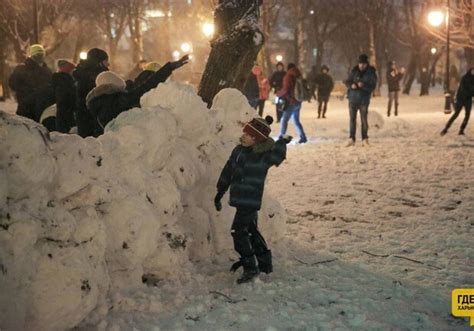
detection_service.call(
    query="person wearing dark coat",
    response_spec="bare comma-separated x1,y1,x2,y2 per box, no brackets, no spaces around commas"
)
37,60,77,132
441,68,474,136
53,60,76,133
345,54,378,146
243,69,260,109
73,48,109,138
86,55,189,137
386,61,405,117
215,116,291,284
314,65,334,118
270,62,286,122
8,44,52,121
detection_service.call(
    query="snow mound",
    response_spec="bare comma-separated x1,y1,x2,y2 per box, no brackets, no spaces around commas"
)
0,83,287,330
368,110,385,130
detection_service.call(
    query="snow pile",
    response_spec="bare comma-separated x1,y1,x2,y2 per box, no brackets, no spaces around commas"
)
0,82,287,330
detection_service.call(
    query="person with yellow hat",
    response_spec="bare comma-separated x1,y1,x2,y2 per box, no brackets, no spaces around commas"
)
132,61,163,86
8,44,52,121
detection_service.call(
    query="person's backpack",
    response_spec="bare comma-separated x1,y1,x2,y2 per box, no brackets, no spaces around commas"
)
294,76,309,102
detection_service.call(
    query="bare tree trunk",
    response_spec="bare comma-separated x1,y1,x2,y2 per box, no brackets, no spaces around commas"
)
72,34,85,64
129,0,144,63
0,31,10,99
198,0,264,107
295,1,306,75
402,53,417,94
368,22,380,96
465,47,474,68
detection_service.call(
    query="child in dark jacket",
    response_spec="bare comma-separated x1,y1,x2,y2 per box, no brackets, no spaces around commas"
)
215,116,291,284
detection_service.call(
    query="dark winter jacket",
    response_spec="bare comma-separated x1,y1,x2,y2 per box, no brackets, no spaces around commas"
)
270,70,286,92
277,67,302,106
217,138,287,210
455,68,474,103
73,59,108,137
52,72,76,133
86,63,174,137
386,70,404,92
8,58,52,121
243,73,260,101
134,70,155,87
345,65,378,105
314,72,334,97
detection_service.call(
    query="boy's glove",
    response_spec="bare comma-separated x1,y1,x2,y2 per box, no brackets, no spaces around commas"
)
214,191,224,211
282,135,293,144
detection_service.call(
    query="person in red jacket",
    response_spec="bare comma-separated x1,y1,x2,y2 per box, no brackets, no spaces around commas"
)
276,63,308,144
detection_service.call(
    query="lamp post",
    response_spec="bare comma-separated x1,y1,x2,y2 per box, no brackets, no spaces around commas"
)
428,1,451,114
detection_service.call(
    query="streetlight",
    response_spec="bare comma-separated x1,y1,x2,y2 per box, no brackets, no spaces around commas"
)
431,47,437,55
180,42,192,53
275,54,283,62
428,1,451,114
79,51,87,60
172,50,180,60
202,22,214,38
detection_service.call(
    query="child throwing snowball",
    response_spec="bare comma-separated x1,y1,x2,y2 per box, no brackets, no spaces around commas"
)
214,116,291,284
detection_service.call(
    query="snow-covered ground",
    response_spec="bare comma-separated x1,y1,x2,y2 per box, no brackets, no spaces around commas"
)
1,86,472,330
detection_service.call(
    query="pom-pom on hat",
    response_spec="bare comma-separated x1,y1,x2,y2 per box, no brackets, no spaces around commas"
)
243,115,274,143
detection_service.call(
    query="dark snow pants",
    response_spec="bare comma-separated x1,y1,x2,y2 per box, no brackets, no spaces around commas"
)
231,208,271,271
318,94,329,117
444,98,472,133
349,102,369,141
388,91,399,116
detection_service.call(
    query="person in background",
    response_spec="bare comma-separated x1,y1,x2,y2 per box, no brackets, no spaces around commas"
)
86,55,189,137
73,48,109,138
441,67,474,136
243,66,260,109
53,60,76,133
252,65,271,117
214,115,291,284
386,61,405,117
345,54,378,146
9,44,52,121
134,62,162,86
276,63,308,144
270,62,286,122
313,65,334,119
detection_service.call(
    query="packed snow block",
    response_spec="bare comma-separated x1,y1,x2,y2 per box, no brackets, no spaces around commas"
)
50,133,102,200
259,197,287,244
165,139,206,191
141,81,210,141
0,112,57,199
368,110,385,130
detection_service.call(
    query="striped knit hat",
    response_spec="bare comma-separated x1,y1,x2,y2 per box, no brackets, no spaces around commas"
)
243,116,274,143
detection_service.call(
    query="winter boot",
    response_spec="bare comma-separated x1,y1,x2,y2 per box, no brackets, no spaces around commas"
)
345,139,355,147
362,138,369,146
298,136,308,144
257,250,273,274
237,255,259,284
459,130,465,135
229,260,243,272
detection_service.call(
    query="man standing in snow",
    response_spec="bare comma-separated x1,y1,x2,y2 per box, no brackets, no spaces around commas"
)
345,54,377,146
313,65,334,119
270,62,286,122
386,61,405,117
9,44,52,121
215,116,291,284
440,67,474,136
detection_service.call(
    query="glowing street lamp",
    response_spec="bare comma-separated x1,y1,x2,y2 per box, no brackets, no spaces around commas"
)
275,54,283,62
79,51,87,60
172,50,180,60
180,42,192,53
431,47,437,55
428,2,451,114
427,11,444,27
202,22,215,38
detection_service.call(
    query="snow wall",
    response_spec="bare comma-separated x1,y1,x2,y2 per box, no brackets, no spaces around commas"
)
0,82,287,330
